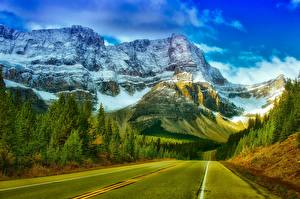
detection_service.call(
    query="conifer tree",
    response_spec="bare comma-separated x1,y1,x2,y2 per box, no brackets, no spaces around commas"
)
78,99,92,155
0,66,5,90
61,130,82,164
51,95,79,147
103,119,113,155
13,102,36,167
110,122,121,162
0,92,15,143
97,103,105,134
124,126,135,161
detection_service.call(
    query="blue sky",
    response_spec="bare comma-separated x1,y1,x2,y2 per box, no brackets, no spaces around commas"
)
0,0,300,84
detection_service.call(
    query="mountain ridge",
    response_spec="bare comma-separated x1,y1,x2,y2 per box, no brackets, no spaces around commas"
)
0,24,286,141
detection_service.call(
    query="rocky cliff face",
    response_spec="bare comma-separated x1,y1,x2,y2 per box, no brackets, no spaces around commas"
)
0,25,227,97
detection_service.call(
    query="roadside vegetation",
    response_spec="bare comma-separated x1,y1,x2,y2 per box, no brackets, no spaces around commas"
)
216,78,300,160
217,78,300,198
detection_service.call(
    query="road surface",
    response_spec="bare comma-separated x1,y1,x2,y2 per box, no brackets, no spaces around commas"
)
0,160,278,199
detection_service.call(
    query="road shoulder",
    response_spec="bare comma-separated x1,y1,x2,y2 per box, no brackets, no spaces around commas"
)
223,162,300,199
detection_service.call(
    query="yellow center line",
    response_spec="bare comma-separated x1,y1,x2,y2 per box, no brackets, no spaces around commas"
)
72,163,180,199
73,181,135,199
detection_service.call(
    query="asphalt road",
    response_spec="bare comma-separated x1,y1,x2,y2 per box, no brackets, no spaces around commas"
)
0,160,279,199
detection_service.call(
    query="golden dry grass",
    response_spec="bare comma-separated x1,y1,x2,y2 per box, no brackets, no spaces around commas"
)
230,133,300,189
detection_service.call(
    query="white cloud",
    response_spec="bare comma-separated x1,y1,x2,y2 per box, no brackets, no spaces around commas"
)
194,43,225,54
104,40,114,46
230,20,245,31
187,7,203,27
28,22,62,30
199,9,246,32
210,61,232,72
210,56,300,84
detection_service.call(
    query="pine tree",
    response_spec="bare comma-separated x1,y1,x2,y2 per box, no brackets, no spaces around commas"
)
46,145,60,165
0,66,5,90
51,94,79,147
124,126,135,161
61,130,82,164
34,114,52,155
78,99,92,156
0,92,15,145
97,103,105,135
109,122,121,162
103,119,113,155
14,102,36,167
0,91,16,172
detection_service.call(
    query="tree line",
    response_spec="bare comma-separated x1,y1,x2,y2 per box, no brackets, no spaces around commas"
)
216,79,300,160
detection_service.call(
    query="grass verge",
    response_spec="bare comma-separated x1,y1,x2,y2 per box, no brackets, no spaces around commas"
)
222,162,300,199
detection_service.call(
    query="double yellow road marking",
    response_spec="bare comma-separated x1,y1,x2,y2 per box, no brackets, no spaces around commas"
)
72,164,178,199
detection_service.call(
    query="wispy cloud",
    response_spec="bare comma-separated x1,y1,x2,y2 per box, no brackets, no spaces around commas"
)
277,0,300,10
230,20,245,31
200,9,246,31
194,43,226,54
211,56,300,84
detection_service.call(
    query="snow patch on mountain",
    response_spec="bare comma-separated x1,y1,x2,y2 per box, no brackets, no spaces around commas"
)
35,90,58,101
4,79,27,88
268,87,285,101
248,103,274,115
192,71,206,82
229,96,267,114
4,79,58,101
230,116,249,123
97,87,151,111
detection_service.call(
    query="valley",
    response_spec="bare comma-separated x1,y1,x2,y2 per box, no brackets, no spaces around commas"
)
0,16,299,199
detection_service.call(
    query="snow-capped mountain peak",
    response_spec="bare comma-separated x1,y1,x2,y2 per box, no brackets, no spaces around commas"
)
0,25,285,117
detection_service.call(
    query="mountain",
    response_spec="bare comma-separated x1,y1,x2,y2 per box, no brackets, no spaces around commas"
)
0,25,225,97
217,75,286,118
0,24,285,142
113,72,243,142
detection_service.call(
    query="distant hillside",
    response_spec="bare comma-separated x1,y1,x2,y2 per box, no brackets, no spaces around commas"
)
216,78,300,159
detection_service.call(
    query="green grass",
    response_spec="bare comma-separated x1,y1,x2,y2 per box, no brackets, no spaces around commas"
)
141,120,202,141
0,161,177,199
96,161,207,199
